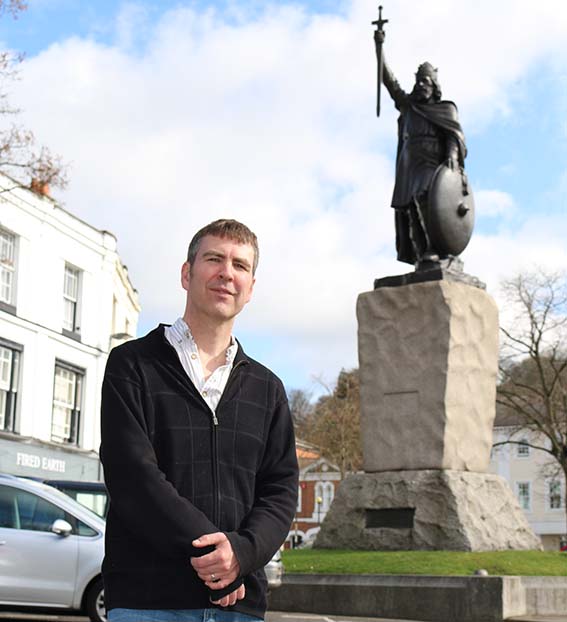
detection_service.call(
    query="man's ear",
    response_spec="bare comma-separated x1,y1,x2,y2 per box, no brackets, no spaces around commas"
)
181,262,191,291
244,276,256,304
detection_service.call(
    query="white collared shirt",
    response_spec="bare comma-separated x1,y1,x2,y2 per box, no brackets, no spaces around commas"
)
164,317,238,413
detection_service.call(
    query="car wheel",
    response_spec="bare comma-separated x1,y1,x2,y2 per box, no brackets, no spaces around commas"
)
85,578,107,622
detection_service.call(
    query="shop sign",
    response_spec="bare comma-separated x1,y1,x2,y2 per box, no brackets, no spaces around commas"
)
0,436,100,480
16,451,66,473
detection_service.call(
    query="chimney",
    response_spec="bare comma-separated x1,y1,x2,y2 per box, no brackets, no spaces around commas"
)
30,178,50,196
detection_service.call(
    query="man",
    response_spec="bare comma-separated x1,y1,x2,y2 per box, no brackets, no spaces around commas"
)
100,219,299,622
379,43,467,266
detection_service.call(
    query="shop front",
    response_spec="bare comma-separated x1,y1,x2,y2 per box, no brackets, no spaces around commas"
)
0,433,102,481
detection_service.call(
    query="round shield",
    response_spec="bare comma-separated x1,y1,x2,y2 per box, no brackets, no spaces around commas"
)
427,164,475,256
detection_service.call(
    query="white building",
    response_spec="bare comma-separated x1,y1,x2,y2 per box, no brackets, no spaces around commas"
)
0,174,140,481
490,417,566,551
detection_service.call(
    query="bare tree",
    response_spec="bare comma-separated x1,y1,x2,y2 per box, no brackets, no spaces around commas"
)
301,369,362,479
0,1,67,192
288,388,314,437
0,1,26,17
495,269,567,534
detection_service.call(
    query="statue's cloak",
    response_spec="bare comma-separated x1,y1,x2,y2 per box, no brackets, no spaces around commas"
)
410,101,466,161
392,100,466,209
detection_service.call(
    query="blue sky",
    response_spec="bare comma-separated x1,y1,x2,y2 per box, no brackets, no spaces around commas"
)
0,1,347,53
2,0,566,395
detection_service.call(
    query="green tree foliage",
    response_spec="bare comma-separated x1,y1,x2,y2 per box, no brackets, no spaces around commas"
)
299,369,362,478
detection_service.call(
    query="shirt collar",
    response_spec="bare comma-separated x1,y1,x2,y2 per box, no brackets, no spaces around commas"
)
171,317,237,366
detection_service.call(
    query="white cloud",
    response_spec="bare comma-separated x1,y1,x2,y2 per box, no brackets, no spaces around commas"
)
113,3,152,51
11,0,567,389
475,190,516,218
465,213,567,296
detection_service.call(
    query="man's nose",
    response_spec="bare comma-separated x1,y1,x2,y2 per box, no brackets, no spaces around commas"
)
218,261,234,280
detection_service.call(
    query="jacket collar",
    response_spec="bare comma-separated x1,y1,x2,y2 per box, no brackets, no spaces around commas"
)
151,324,250,367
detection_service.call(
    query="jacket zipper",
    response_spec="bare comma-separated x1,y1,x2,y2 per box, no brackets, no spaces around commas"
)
212,413,220,525
212,359,246,526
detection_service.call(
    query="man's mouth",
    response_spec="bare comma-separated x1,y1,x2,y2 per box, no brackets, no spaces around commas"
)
210,287,234,296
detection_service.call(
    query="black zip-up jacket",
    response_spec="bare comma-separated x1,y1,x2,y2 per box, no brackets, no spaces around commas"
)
100,325,298,619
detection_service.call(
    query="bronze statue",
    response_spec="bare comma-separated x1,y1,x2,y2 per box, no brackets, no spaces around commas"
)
373,6,474,269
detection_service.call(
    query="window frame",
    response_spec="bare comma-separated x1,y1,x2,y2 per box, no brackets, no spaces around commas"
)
62,263,82,337
516,439,530,458
0,337,22,433
0,227,17,313
50,360,85,446
314,481,335,514
516,481,531,511
546,478,564,511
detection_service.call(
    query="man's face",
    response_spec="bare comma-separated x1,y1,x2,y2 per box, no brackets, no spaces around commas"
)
414,75,434,102
182,234,255,324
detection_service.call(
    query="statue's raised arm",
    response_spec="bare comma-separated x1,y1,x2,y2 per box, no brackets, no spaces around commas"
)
381,54,408,111
372,5,474,270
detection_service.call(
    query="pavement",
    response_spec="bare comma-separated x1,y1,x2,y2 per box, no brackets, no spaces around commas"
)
268,614,425,622
0,612,566,622
274,615,567,622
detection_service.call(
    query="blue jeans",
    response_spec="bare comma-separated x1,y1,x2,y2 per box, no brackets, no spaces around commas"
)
107,609,262,622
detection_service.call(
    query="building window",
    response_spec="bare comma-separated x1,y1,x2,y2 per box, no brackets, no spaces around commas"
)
516,481,531,511
51,362,84,445
0,341,20,432
315,481,335,513
0,228,16,307
297,485,302,513
516,439,530,458
547,479,563,511
323,481,334,511
63,264,81,334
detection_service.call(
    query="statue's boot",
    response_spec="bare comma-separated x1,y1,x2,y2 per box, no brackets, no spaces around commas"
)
421,250,440,262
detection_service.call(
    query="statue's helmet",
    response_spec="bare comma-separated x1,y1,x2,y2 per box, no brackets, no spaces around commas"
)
415,62,438,81
413,62,442,101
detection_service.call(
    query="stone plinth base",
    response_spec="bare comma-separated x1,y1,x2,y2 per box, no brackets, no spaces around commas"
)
357,280,499,473
269,575,531,622
314,470,542,551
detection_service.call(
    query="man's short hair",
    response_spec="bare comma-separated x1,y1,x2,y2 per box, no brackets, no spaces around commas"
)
187,219,259,274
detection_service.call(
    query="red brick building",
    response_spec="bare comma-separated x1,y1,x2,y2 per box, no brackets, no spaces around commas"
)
286,440,342,548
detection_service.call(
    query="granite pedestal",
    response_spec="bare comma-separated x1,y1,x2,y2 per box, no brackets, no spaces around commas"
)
358,280,498,473
315,277,541,551
314,469,542,551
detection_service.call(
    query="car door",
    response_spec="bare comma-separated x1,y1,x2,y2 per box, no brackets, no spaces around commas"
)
0,483,79,607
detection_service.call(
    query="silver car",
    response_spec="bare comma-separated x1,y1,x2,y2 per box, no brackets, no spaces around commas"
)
264,547,284,591
0,474,106,622
46,478,285,591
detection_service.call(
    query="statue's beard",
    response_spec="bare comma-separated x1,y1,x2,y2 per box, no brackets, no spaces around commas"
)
411,88,433,103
